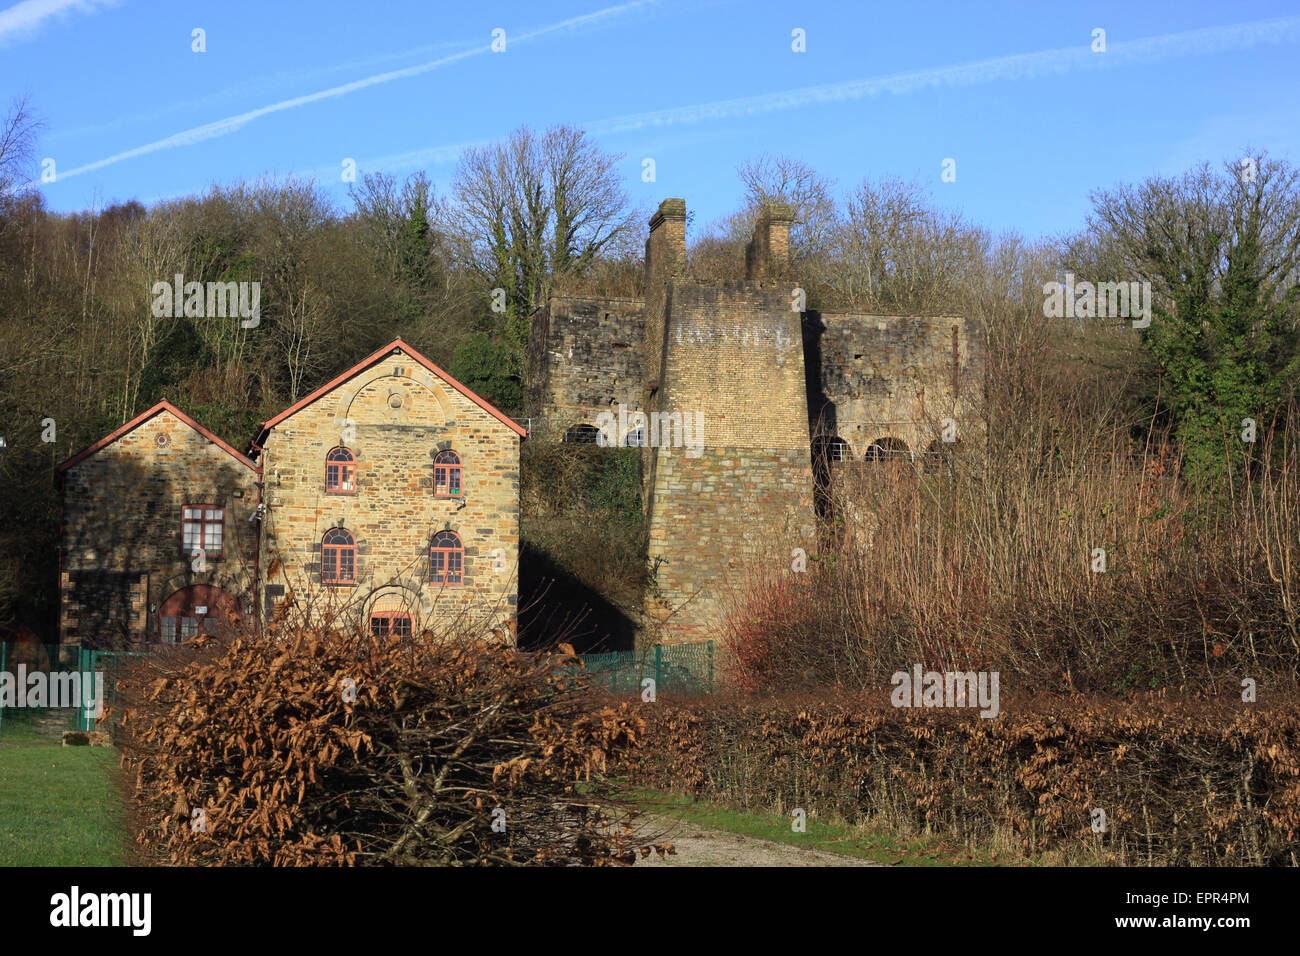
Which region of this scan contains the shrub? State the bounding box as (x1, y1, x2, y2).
(117, 623, 654, 865)
(732, 410, 1300, 695)
(618, 690, 1300, 866)
(449, 332, 523, 414)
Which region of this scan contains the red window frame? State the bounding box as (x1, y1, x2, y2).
(326, 447, 357, 494)
(433, 450, 462, 498)
(369, 612, 412, 639)
(321, 528, 356, 584)
(429, 530, 463, 586)
(181, 504, 225, 558)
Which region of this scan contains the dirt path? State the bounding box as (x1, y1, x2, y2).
(631, 813, 879, 867)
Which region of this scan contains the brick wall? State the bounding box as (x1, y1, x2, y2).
(643, 277, 816, 644)
(644, 446, 814, 645)
(642, 199, 686, 400)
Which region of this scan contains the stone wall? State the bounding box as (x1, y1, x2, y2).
(807, 311, 984, 457)
(258, 352, 520, 637)
(643, 446, 813, 645)
(525, 295, 645, 438)
(643, 276, 816, 644)
(642, 199, 686, 401)
(59, 409, 258, 646)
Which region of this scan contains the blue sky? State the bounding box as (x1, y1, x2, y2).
(3, 0, 1298, 243)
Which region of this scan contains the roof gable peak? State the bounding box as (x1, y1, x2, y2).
(57, 401, 259, 473)
(257, 339, 527, 438)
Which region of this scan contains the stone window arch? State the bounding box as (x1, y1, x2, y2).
(322, 528, 356, 584)
(865, 437, 911, 463)
(368, 592, 413, 639)
(813, 435, 851, 464)
(434, 450, 463, 497)
(429, 530, 463, 586)
(326, 447, 357, 494)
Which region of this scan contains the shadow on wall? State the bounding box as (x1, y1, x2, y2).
(60, 455, 254, 649)
(804, 311, 841, 522)
(517, 541, 637, 653)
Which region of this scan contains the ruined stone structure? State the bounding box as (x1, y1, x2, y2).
(528, 199, 984, 644)
(57, 340, 524, 647)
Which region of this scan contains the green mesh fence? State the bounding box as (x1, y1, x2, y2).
(0, 642, 83, 740)
(577, 641, 714, 696)
(0, 643, 150, 740)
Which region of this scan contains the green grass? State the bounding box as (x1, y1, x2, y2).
(612, 786, 1021, 866)
(0, 743, 129, 866)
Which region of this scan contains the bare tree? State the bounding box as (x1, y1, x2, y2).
(0, 95, 41, 204)
(829, 177, 986, 312)
(443, 125, 638, 351)
(245, 178, 334, 400)
(736, 154, 838, 260)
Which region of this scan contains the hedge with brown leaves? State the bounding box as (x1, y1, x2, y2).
(618, 690, 1300, 865)
(116, 628, 654, 865)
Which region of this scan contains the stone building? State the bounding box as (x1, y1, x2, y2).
(57, 402, 259, 647)
(57, 340, 524, 647)
(527, 198, 984, 644)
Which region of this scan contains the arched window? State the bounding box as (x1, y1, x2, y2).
(159, 585, 240, 645)
(434, 450, 462, 497)
(369, 593, 412, 639)
(429, 530, 463, 586)
(326, 447, 356, 493)
(322, 528, 356, 584)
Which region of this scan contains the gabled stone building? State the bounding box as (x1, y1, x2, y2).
(57, 340, 524, 648)
(57, 402, 260, 647)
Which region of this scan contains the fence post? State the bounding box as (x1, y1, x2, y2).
(655, 643, 663, 693)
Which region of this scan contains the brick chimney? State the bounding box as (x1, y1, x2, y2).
(645, 197, 686, 289)
(642, 199, 687, 395)
(745, 201, 793, 279)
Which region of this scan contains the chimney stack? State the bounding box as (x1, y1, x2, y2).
(645, 197, 686, 288)
(642, 199, 687, 396)
(745, 201, 793, 279)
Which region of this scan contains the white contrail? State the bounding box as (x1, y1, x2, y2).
(0, 0, 116, 47)
(347, 15, 1300, 176)
(584, 15, 1300, 135)
(39, 0, 657, 185)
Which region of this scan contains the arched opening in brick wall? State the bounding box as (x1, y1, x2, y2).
(366, 590, 414, 640)
(864, 436, 912, 463)
(158, 584, 241, 645)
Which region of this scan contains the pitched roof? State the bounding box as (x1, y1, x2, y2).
(254, 339, 528, 441)
(56, 401, 259, 473)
